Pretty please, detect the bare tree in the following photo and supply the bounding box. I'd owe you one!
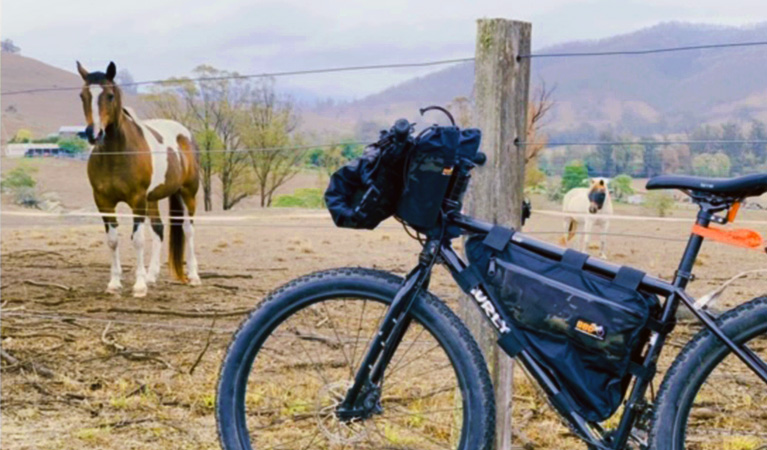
[525,81,555,164]
[142,66,253,211]
[1,39,20,54]
[523,82,554,189]
[241,80,303,207]
[116,69,138,94]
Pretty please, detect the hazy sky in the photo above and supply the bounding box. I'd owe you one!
[3,0,767,99]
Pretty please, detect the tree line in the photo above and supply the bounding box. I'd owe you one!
[142,65,360,211]
[539,120,767,178]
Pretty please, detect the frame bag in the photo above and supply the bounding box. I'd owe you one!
[465,228,659,421]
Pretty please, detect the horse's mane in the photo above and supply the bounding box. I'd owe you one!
[122,106,138,122]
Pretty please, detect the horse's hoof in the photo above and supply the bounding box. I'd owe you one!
[106,282,122,295]
[146,273,158,284]
[188,276,202,287]
[133,283,148,298]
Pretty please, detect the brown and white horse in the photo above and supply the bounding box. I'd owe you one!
[78,61,200,297]
[561,178,613,258]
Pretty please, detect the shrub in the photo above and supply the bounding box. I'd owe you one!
[524,165,547,191]
[272,188,324,209]
[58,137,89,154]
[545,179,563,202]
[692,153,730,177]
[611,174,634,202]
[10,129,33,143]
[644,191,674,217]
[1,165,37,191]
[13,186,40,208]
[1,164,40,207]
[561,160,589,194]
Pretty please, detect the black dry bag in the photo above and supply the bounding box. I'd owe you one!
[324,120,412,229]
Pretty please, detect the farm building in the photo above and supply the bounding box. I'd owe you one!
[4,143,63,158]
[57,126,87,139]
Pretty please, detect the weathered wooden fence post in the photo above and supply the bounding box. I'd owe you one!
[462,18,531,450]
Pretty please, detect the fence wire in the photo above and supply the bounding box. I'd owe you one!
[518,40,767,59]
[3,38,766,97]
[0,57,475,97]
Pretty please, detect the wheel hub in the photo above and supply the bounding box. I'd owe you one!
[314,381,373,444]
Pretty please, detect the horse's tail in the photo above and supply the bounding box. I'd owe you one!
[168,192,186,282]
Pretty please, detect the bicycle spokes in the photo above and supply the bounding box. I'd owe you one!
[243,297,463,450]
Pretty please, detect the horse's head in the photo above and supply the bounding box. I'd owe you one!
[588,178,609,214]
[76,61,122,145]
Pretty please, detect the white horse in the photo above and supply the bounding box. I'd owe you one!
[561,178,613,258]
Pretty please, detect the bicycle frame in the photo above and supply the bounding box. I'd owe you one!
[339,212,767,450]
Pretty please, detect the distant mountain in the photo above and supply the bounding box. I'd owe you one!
[334,22,767,140]
[1,53,146,143]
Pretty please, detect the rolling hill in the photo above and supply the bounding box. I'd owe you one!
[338,22,767,140]
[1,52,146,143]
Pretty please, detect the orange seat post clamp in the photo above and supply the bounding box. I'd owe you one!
[691,224,764,250]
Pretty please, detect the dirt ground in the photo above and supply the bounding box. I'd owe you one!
[3,159,767,449]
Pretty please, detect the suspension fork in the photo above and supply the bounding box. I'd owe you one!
[337,240,439,417]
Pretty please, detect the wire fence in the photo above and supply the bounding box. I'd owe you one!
[0,57,476,96]
[2,38,766,97]
[517,40,767,59]
[3,37,767,326]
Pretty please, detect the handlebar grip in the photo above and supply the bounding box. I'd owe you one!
[473,152,487,166]
[392,118,411,141]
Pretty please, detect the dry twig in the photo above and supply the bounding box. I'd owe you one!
[23,279,72,292]
[188,318,216,375]
[0,348,56,378]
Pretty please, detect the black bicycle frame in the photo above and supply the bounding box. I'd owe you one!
[340,212,767,449]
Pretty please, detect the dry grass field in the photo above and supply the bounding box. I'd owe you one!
[2,159,767,449]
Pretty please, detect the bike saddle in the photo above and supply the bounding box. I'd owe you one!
[646,173,767,198]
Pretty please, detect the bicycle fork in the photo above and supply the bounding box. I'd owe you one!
[336,240,439,421]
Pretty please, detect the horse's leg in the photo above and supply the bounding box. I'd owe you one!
[146,200,163,284]
[95,197,122,294]
[582,218,592,252]
[180,188,201,286]
[130,197,149,298]
[600,219,609,259]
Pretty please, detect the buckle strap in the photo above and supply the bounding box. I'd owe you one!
[613,266,646,290]
[629,361,656,380]
[482,226,515,252]
[646,317,675,334]
[561,249,588,269]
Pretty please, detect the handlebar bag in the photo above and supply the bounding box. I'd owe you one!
[396,125,460,230]
[465,229,659,421]
[325,137,410,230]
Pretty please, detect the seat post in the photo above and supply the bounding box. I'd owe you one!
[673,209,712,290]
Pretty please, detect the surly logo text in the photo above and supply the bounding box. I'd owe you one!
[470,288,510,333]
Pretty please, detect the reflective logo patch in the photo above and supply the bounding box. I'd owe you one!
[575,320,605,340]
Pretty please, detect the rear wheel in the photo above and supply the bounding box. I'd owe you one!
[650,297,767,450]
[216,267,495,450]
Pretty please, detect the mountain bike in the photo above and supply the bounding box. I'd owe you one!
[216,121,767,449]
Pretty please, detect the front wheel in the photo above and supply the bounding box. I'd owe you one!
[650,297,767,450]
[216,267,495,450]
